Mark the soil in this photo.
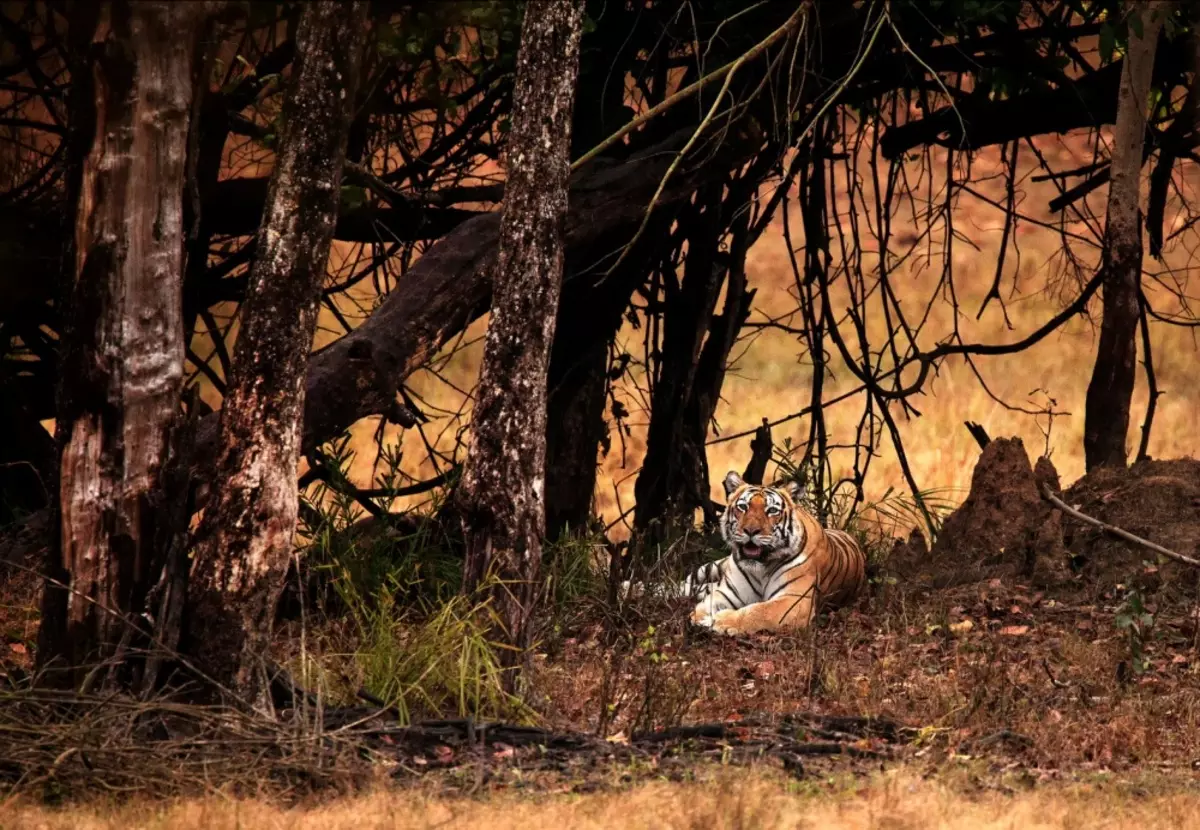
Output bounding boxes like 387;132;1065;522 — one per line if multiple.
3;449;1200;800
921;437;1062;585
1063;458;1200;587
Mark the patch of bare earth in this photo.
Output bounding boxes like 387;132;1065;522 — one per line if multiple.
3;444;1200;808
534;441;1200;782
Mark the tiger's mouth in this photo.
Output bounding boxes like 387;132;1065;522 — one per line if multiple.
740;542;764;560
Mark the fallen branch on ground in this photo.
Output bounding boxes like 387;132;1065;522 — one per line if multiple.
1040;484;1200;569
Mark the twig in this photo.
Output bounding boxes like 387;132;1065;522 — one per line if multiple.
1042;657;1071;689
569;3;808;172
964;421;991;451
1136;293;1161;462
1040;484;1200;569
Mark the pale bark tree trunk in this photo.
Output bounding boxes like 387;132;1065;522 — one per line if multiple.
1083;1;1168;471
188;1;368;702
458;0;585;687
36;1;213;687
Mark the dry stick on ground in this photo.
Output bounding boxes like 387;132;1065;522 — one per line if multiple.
1040;484;1200;568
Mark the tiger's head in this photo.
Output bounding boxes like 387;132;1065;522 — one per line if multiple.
719;471;805;563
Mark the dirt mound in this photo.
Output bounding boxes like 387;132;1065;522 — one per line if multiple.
922;437;1065;585
1062;457;1200;581
912;437;1200;594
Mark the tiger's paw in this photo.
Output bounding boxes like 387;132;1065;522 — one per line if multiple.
708;609;744;636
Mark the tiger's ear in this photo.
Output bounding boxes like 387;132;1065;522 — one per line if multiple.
722;471;745;497
785;480;803;502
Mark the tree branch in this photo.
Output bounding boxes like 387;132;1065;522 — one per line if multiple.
1041;484;1200;569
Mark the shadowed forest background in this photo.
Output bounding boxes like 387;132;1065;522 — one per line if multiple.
4;0;1200;823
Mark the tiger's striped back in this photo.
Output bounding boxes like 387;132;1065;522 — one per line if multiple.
815;528;868;611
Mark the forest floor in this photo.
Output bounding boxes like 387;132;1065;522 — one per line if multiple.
3;451;1200;827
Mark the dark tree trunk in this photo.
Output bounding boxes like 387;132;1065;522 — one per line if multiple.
1083;1;1167;472
633;190;755;544
545;340;609;537
36;1;211;687
188;1;368;702
458;0;585;686
543;221;668;538
632;185;726;540
678;218;755;516
742;421;774;486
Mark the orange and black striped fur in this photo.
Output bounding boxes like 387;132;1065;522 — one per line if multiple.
688;471;867;636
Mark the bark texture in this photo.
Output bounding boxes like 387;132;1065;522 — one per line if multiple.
633;201;755;543
457;0;585;679
189;120;759;478
1083;1;1167;472
37;1;209;683
188;0;368;700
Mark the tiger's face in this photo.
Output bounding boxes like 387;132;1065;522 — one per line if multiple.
720;471;805;563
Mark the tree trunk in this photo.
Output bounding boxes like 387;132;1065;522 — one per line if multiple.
545;340;609;537
542;218;668;538
1083;1;1167;472
36;1;211;687
633;185;758;543
188;1;368;702
458;0;585;687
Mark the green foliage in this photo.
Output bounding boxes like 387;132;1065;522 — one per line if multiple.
541;529;607;608
336;574;532;724
339;184;368;212
298;432;462;607
374;2;523;74
1114;582;1155;676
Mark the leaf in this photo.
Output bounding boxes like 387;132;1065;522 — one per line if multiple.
998;625;1029;636
1129;9;1144;39
949;619;974;636
1099;21;1116;64
340;185;368;211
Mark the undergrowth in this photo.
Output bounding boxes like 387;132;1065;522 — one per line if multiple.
330;577;532;724
283;431;943;731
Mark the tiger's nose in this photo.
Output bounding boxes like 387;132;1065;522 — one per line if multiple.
743;524;763;536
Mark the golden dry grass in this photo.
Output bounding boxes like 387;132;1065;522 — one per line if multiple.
8;766;1200;830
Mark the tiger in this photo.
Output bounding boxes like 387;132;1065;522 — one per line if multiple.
687;471;867;636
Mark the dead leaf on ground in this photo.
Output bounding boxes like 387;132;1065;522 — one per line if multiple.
999;625;1030;636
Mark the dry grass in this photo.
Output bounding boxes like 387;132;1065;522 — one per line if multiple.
8;766;1200;830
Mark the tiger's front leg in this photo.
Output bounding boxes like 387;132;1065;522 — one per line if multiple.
690;588;734;629
707;591;817;636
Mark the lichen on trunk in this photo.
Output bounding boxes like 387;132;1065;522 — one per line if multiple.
187;0;369;704
37;1;213;689
457;0;586;689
